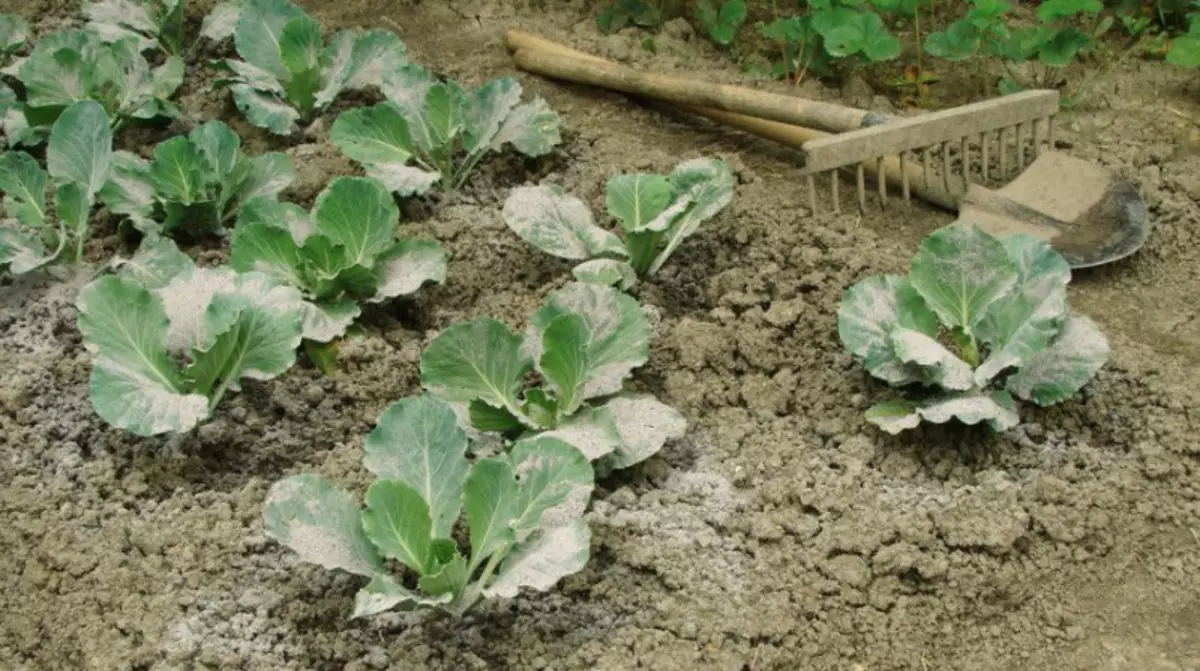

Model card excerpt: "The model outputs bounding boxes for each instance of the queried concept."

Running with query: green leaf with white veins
[525,282,651,400]
[184,272,305,396]
[464,457,520,572]
[908,222,1017,332]
[539,314,590,418]
[1005,315,1108,406]
[201,1,242,42]
[83,0,160,53]
[508,436,594,538]
[353,573,449,618]
[420,318,532,413]
[370,239,447,302]
[362,395,470,539]
[0,151,48,229]
[329,103,440,196]
[76,276,210,436]
[112,234,192,289]
[572,258,638,291]
[484,520,590,599]
[491,98,562,156]
[0,15,29,56]
[606,174,672,233]
[360,479,435,574]
[597,393,687,471]
[263,474,386,577]
[234,0,303,78]
[424,83,463,148]
[538,405,622,460]
[148,136,207,205]
[974,235,1070,385]
[0,228,53,274]
[237,196,312,244]
[230,84,302,135]
[278,15,322,115]
[340,29,407,91]
[229,152,295,213]
[47,100,113,200]
[463,77,522,154]
[301,299,360,343]
[917,390,1020,431]
[191,121,241,183]
[650,157,734,273]
[838,275,939,386]
[313,177,398,268]
[55,182,88,235]
[230,221,305,287]
[502,185,625,261]
[889,328,974,391]
[100,151,154,222]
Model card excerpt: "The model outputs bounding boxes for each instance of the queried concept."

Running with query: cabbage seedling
[229,176,447,343]
[837,222,1109,434]
[2,30,182,147]
[502,158,733,290]
[264,394,594,618]
[0,101,113,274]
[99,119,294,238]
[83,0,185,55]
[331,65,563,196]
[77,236,306,436]
[0,14,28,130]
[420,281,686,473]
[206,0,408,135]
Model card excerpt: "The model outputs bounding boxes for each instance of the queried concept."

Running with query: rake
[503,30,1149,268]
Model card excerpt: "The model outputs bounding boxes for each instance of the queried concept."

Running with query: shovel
[504,29,1150,268]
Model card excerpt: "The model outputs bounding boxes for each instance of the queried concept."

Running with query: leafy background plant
[502,157,734,290]
[837,222,1109,434]
[100,119,294,238]
[83,0,185,55]
[419,281,686,474]
[2,29,182,147]
[0,100,113,274]
[331,67,563,196]
[0,13,29,134]
[206,0,408,134]
[229,176,447,344]
[263,394,595,618]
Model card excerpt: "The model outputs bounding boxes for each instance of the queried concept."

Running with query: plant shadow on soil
[2,0,1200,670]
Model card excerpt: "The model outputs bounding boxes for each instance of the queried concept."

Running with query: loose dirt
[1,1,1198,670]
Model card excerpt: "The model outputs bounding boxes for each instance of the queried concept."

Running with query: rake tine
[999,127,1008,179]
[877,156,887,207]
[1016,122,1026,169]
[900,152,911,203]
[922,147,932,190]
[831,171,840,213]
[982,130,990,181]
[807,174,817,214]
[856,163,867,212]
[960,136,970,192]
[941,142,951,194]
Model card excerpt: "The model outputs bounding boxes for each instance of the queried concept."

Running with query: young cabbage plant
[77,236,306,436]
[420,281,686,474]
[99,119,294,238]
[229,176,447,344]
[263,394,595,618]
[83,0,185,55]
[331,65,562,196]
[2,30,182,147]
[0,14,29,130]
[206,0,408,135]
[837,222,1109,435]
[0,101,113,275]
[502,158,734,291]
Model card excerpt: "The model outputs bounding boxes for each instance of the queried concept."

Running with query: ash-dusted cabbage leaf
[83,0,185,55]
[1,100,112,274]
[0,14,30,144]
[331,67,562,195]
[229,176,446,343]
[503,158,733,289]
[99,119,294,237]
[77,236,306,436]
[4,30,182,147]
[208,0,408,135]
[420,281,685,473]
[837,222,1108,434]
[263,394,594,618]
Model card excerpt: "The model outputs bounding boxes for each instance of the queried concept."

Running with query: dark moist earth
[3,1,1200,669]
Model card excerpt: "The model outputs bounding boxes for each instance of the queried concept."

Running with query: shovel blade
[954,151,1150,268]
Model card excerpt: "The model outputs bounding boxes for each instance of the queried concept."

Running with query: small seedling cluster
[1,0,1118,623]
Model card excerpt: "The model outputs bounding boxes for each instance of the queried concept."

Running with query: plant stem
[73,229,87,265]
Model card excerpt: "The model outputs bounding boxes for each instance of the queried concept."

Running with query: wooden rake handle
[503,29,957,212]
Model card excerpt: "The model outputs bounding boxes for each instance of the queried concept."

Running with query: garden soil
[2,1,1199,670]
